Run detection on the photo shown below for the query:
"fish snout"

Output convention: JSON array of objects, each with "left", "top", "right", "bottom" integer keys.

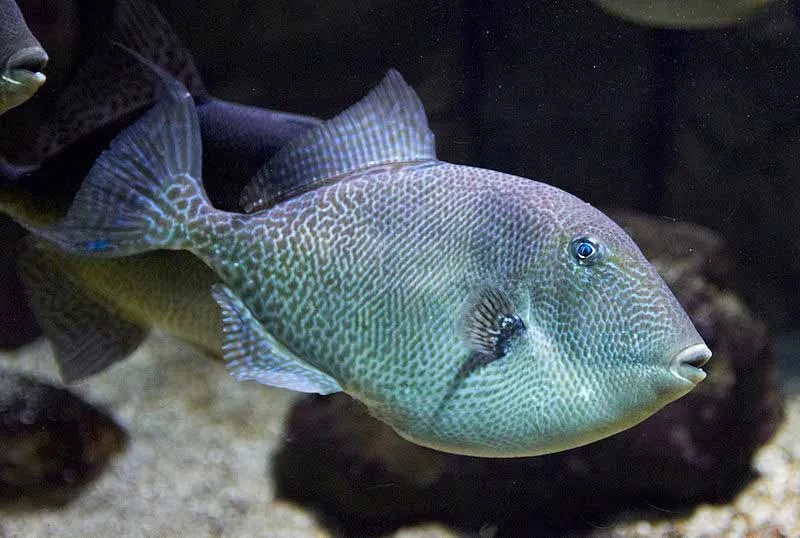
[
  {"left": 5, "top": 46, "right": 49, "bottom": 74},
  {"left": 669, "top": 343, "right": 711, "bottom": 384}
]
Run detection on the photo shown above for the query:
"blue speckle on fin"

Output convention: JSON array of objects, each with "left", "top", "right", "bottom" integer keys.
[
  {"left": 210, "top": 283, "right": 342, "bottom": 395},
  {"left": 84, "top": 239, "right": 110, "bottom": 252}
]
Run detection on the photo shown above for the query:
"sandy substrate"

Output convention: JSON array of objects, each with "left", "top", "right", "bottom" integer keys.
[{"left": 0, "top": 335, "right": 797, "bottom": 538}]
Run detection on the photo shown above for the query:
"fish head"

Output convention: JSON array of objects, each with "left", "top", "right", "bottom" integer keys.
[
  {"left": 414, "top": 179, "right": 710, "bottom": 457},
  {"left": 529, "top": 191, "right": 711, "bottom": 432},
  {"left": 0, "top": 0, "right": 48, "bottom": 115}
]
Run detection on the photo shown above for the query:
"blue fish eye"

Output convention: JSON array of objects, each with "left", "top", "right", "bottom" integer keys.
[{"left": 570, "top": 236, "right": 601, "bottom": 265}]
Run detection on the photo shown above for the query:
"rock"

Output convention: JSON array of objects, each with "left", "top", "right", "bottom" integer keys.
[
  {"left": 0, "top": 368, "right": 127, "bottom": 505},
  {"left": 273, "top": 211, "right": 783, "bottom": 536}
]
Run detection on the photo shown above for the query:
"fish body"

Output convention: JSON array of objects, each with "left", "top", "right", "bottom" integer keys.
[
  {"left": 591, "top": 0, "right": 773, "bottom": 28},
  {"left": 29, "top": 69, "right": 711, "bottom": 457},
  {"left": 0, "top": 0, "right": 47, "bottom": 115}
]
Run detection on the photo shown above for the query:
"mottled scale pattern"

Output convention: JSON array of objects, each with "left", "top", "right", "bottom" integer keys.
[
  {"left": 177, "top": 158, "right": 701, "bottom": 455},
  {"left": 212, "top": 283, "right": 341, "bottom": 394}
]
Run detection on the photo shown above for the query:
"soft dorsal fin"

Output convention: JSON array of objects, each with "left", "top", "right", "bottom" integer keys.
[{"left": 239, "top": 69, "right": 437, "bottom": 212}]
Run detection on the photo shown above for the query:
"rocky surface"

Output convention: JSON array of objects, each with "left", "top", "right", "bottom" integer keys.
[
  {"left": 272, "top": 212, "right": 785, "bottom": 536},
  {"left": 0, "top": 337, "right": 322, "bottom": 537},
  {"left": 601, "top": 391, "right": 800, "bottom": 537}
]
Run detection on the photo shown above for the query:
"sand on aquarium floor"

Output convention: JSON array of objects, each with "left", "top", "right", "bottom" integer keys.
[{"left": 0, "top": 335, "right": 797, "bottom": 538}]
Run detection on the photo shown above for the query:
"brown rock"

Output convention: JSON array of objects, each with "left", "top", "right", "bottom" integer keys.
[{"left": 0, "top": 368, "right": 127, "bottom": 505}]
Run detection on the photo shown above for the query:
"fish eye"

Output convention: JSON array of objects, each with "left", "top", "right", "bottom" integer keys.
[{"left": 570, "top": 236, "right": 601, "bottom": 265}]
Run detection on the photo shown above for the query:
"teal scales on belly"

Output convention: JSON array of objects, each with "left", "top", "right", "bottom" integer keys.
[{"left": 26, "top": 65, "right": 711, "bottom": 457}]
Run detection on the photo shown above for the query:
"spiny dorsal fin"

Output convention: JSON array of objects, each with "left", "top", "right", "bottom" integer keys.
[{"left": 239, "top": 69, "right": 436, "bottom": 213}]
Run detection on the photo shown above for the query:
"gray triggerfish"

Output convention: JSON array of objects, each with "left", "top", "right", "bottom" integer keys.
[
  {"left": 30, "top": 68, "right": 711, "bottom": 457},
  {"left": 0, "top": 0, "right": 47, "bottom": 115}
]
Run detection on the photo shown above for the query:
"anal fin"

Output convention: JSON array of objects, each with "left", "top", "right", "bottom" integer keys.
[
  {"left": 18, "top": 244, "right": 147, "bottom": 382},
  {"left": 211, "top": 284, "right": 341, "bottom": 395}
]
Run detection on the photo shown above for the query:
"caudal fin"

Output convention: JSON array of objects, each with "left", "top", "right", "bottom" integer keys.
[{"left": 31, "top": 62, "right": 207, "bottom": 257}]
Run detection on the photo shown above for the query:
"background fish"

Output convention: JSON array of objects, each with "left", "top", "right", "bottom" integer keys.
[
  {"left": 0, "top": 0, "right": 319, "bottom": 368},
  {"left": 591, "top": 0, "right": 774, "bottom": 28},
  {"left": 18, "top": 244, "right": 222, "bottom": 381},
  {"left": 27, "top": 68, "right": 711, "bottom": 458},
  {"left": 1, "top": 0, "right": 202, "bottom": 166},
  {"left": 0, "top": 182, "right": 223, "bottom": 380},
  {"left": 0, "top": 0, "right": 318, "bottom": 200},
  {"left": 0, "top": 0, "right": 48, "bottom": 115},
  {"left": 0, "top": 105, "right": 315, "bottom": 380}
]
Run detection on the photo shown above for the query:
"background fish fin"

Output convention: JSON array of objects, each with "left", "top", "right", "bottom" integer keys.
[
  {"left": 196, "top": 100, "right": 321, "bottom": 211},
  {"left": 113, "top": 0, "right": 206, "bottom": 96},
  {"left": 0, "top": 183, "right": 61, "bottom": 227},
  {"left": 18, "top": 244, "right": 147, "bottom": 382},
  {"left": 9, "top": 0, "right": 205, "bottom": 164},
  {"left": 211, "top": 284, "right": 342, "bottom": 395},
  {"left": 239, "top": 69, "right": 437, "bottom": 212}
]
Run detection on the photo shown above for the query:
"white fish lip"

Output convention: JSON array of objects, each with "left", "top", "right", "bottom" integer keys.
[{"left": 670, "top": 343, "right": 711, "bottom": 384}]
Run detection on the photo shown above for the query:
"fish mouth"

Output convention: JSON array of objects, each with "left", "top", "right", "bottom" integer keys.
[
  {"left": 670, "top": 343, "right": 711, "bottom": 384},
  {"left": 3, "top": 47, "right": 48, "bottom": 87}
]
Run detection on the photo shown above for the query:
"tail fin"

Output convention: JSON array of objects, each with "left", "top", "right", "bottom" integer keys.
[{"left": 31, "top": 63, "right": 208, "bottom": 257}]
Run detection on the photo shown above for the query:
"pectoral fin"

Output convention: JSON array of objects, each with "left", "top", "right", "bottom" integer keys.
[{"left": 210, "top": 284, "right": 342, "bottom": 395}]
